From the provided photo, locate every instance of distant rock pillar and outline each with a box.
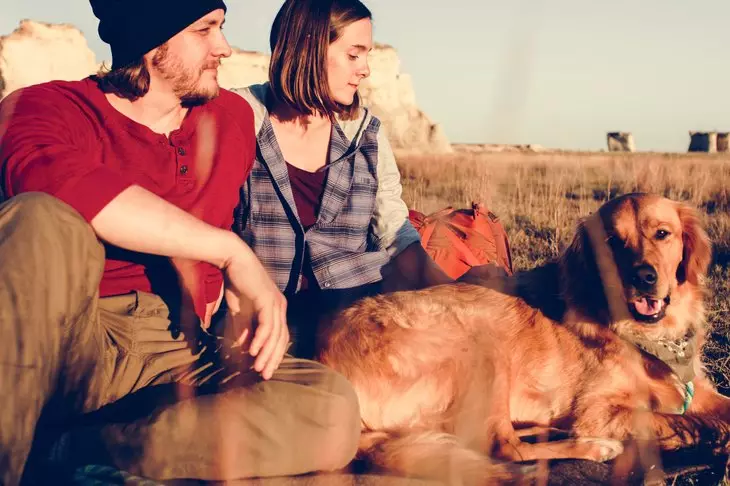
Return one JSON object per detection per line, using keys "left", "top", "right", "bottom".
{"left": 688, "top": 131, "right": 718, "bottom": 153}
{"left": 606, "top": 132, "right": 635, "bottom": 152}
{"left": 717, "top": 132, "right": 729, "bottom": 153}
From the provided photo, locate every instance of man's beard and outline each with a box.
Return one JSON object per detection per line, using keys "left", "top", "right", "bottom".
{"left": 152, "top": 43, "right": 221, "bottom": 107}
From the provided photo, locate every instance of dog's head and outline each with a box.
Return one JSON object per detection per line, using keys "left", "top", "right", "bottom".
{"left": 561, "top": 193, "right": 711, "bottom": 340}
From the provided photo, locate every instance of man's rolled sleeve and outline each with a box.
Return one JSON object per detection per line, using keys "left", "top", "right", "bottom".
{"left": 44, "top": 165, "right": 133, "bottom": 222}
{"left": 0, "top": 87, "right": 133, "bottom": 222}
{"left": 370, "top": 128, "right": 421, "bottom": 257}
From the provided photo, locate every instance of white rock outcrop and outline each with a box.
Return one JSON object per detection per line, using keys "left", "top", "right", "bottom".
{"left": 0, "top": 20, "right": 99, "bottom": 99}
{"left": 218, "top": 44, "right": 452, "bottom": 153}
{"left": 358, "top": 44, "right": 452, "bottom": 153}
{"left": 1, "top": 21, "right": 451, "bottom": 153}
{"left": 217, "top": 48, "right": 269, "bottom": 91}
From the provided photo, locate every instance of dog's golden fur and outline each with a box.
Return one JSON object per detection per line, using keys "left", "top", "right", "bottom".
{"left": 317, "top": 193, "right": 730, "bottom": 484}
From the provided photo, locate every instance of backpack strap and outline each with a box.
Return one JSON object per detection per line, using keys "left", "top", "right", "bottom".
{"left": 473, "top": 201, "right": 514, "bottom": 274}
{"left": 443, "top": 226, "right": 483, "bottom": 267}
{"left": 420, "top": 207, "right": 456, "bottom": 248}
{"left": 426, "top": 207, "right": 458, "bottom": 221}
{"left": 419, "top": 217, "right": 438, "bottom": 249}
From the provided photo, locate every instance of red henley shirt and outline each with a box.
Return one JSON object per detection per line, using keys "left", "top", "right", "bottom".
{"left": 0, "top": 78, "right": 255, "bottom": 319}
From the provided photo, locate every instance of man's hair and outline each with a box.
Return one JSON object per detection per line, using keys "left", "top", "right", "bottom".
{"left": 268, "top": 0, "right": 372, "bottom": 121}
{"left": 93, "top": 58, "right": 151, "bottom": 101}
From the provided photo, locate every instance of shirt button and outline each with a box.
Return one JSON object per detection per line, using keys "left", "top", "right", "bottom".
{"left": 177, "top": 147, "right": 186, "bottom": 156}
{"left": 323, "top": 281, "right": 332, "bottom": 288}
{"left": 180, "top": 165, "right": 189, "bottom": 175}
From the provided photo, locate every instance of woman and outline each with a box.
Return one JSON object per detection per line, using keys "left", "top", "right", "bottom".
{"left": 233, "top": 0, "right": 451, "bottom": 358}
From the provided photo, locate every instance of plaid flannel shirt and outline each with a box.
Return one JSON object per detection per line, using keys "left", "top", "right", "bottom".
{"left": 232, "top": 84, "right": 420, "bottom": 294}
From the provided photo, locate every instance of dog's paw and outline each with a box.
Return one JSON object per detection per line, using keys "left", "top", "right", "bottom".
{"left": 575, "top": 437, "right": 624, "bottom": 462}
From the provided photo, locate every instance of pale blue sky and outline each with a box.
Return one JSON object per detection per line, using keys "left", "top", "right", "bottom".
{"left": 3, "top": 0, "right": 729, "bottom": 152}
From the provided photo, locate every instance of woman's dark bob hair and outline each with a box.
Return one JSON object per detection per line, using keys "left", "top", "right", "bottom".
{"left": 268, "top": 0, "right": 372, "bottom": 120}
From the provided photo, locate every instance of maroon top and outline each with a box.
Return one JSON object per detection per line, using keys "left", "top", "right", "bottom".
{"left": 0, "top": 78, "right": 256, "bottom": 319}
{"left": 286, "top": 162, "right": 327, "bottom": 290}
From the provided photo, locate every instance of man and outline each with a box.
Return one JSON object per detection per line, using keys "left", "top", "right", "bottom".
{"left": 0, "top": 1, "right": 360, "bottom": 484}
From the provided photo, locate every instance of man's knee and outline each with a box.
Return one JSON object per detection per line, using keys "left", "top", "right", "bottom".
{"left": 264, "top": 358, "right": 362, "bottom": 472}
{"left": 0, "top": 192, "right": 104, "bottom": 284}
{"left": 1, "top": 192, "right": 89, "bottom": 230}
{"left": 309, "top": 366, "right": 362, "bottom": 471}
{"left": 1, "top": 192, "right": 101, "bottom": 250}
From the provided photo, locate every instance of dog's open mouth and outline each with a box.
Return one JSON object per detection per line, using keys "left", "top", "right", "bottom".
{"left": 628, "top": 296, "right": 669, "bottom": 323}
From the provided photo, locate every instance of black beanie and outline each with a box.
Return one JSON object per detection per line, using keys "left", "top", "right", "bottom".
{"left": 91, "top": 0, "right": 228, "bottom": 69}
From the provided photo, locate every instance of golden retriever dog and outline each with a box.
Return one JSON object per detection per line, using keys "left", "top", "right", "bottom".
{"left": 317, "top": 193, "right": 730, "bottom": 484}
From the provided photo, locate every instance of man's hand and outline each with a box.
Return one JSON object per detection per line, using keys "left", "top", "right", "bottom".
{"left": 222, "top": 253, "right": 289, "bottom": 381}
{"left": 89, "top": 185, "right": 289, "bottom": 379}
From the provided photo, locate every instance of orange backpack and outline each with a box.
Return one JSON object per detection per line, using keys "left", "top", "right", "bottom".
{"left": 408, "top": 202, "right": 513, "bottom": 279}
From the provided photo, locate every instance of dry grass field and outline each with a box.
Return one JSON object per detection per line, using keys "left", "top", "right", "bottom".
{"left": 396, "top": 148, "right": 730, "bottom": 484}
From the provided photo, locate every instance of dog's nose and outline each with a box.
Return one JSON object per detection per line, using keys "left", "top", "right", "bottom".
{"left": 632, "top": 264, "right": 657, "bottom": 291}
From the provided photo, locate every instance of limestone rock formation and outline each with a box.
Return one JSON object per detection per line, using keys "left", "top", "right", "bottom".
{"left": 217, "top": 48, "right": 269, "bottom": 91}
{"left": 356, "top": 44, "right": 452, "bottom": 153}
{"left": 1, "top": 21, "right": 451, "bottom": 153}
{"left": 218, "top": 43, "right": 452, "bottom": 153}
{"left": 0, "top": 20, "right": 99, "bottom": 99}
{"left": 454, "top": 143, "right": 547, "bottom": 153}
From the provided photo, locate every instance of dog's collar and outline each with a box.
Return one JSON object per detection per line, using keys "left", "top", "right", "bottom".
{"left": 624, "top": 333, "right": 696, "bottom": 414}
{"left": 627, "top": 333, "right": 697, "bottom": 384}
{"left": 680, "top": 381, "right": 695, "bottom": 414}
{"left": 623, "top": 333, "right": 696, "bottom": 414}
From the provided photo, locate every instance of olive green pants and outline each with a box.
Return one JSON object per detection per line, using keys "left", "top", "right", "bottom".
{"left": 0, "top": 193, "right": 360, "bottom": 485}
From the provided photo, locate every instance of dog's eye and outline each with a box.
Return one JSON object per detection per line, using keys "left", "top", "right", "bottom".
{"left": 655, "top": 229, "right": 670, "bottom": 240}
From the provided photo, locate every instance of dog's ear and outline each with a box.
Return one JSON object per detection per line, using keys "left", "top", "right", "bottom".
{"left": 561, "top": 219, "right": 594, "bottom": 276}
{"left": 676, "top": 203, "right": 712, "bottom": 285}
{"left": 560, "top": 218, "right": 609, "bottom": 321}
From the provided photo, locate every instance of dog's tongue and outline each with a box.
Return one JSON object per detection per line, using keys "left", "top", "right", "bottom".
{"left": 633, "top": 297, "right": 662, "bottom": 316}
